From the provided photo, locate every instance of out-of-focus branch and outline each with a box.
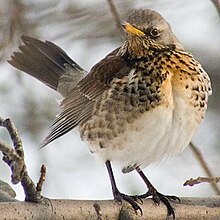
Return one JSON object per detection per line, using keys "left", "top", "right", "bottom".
{"left": 0, "top": 1, "right": 131, "bottom": 61}
{"left": 184, "top": 177, "right": 220, "bottom": 187}
{"left": 0, "top": 1, "right": 37, "bottom": 61}
{"left": 106, "top": 0, "right": 124, "bottom": 38}
{"left": 189, "top": 142, "right": 220, "bottom": 195}
{"left": 211, "top": 0, "right": 220, "bottom": 15}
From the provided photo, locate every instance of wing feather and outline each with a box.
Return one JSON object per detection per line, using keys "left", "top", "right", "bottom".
{"left": 8, "top": 35, "right": 86, "bottom": 95}
{"left": 40, "top": 53, "right": 132, "bottom": 147}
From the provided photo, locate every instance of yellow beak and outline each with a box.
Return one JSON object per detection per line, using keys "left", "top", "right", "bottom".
{"left": 122, "top": 22, "right": 145, "bottom": 37}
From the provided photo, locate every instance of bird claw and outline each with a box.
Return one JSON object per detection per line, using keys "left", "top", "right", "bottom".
{"left": 131, "top": 195, "right": 144, "bottom": 204}
{"left": 113, "top": 191, "right": 143, "bottom": 215}
{"left": 166, "top": 195, "right": 181, "bottom": 202}
{"left": 156, "top": 192, "right": 176, "bottom": 219}
{"left": 133, "top": 190, "right": 180, "bottom": 219}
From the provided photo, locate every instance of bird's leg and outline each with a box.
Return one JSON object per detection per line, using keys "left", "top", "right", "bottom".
{"left": 135, "top": 167, "right": 180, "bottom": 219}
{"left": 105, "top": 161, "right": 142, "bottom": 214}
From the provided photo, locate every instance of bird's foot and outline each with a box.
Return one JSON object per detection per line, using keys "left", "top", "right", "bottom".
{"left": 113, "top": 189, "right": 143, "bottom": 215}
{"left": 133, "top": 189, "right": 180, "bottom": 219}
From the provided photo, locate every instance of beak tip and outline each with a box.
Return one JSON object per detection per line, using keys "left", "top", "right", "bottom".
{"left": 121, "top": 22, "right": 145, "bottom": 37}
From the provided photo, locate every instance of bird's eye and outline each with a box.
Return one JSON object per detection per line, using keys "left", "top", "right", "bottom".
{"left": 150, "top": 28, "right": 160, "bottom": 38}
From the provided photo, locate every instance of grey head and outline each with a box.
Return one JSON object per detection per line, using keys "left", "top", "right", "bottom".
{"left": 122, "top": 9, "right": 184, "bottom": 52}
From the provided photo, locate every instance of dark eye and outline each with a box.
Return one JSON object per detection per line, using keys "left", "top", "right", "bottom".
{"left": 150, "top": 28, "right": 160, "bottom": 38}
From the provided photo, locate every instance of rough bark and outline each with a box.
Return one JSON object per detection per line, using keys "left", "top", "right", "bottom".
{"left": 0, "top": 197, "right": 220, "bottom": 220}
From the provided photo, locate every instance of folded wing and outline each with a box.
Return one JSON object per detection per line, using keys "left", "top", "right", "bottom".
{"left": 40, "top": 53, "right": 131, "bottom": 147}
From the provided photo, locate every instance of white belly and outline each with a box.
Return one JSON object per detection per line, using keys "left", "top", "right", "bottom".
{"left": 88, "top": 98, "right": 200, "bottom": 173}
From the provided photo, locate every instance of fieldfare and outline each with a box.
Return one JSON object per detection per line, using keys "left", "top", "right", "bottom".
{"left": 8, "top": 9, "right": 212, "bottom": 219}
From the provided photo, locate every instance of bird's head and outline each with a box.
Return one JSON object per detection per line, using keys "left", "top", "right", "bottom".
{"left": 119, "top": 9, "right": 183, "bottom": 59}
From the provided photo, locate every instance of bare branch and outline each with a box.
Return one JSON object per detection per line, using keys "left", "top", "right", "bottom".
{"left": 0, "top": 197, "right": 219, "bottom": 219}
{"left": 106, "top": 0, "right": 124, "bottom": 39}
{"left": 189, "top": 142, "right": 220, "bottom": 195}
{"left": 184, "top": 177, "right": 220, "bottom": 187}
{"left": 0, "top": 117, "right": 45, "bottom": 203}
{"left": 36, "top": 165, "right": 46, "bottom": 193}
{"left": 0, "top": 118, "right": 24, "bottom": 159}
{"left": 211, "top": 0, "right": 220, "bottom": 15}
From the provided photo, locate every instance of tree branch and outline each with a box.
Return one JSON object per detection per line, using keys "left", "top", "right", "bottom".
{"left": 211, "top": 0, "right": 220, "bottom": 15}
{"left": 184, "top": 176, "right": 220, "bottom": 187}
{"left": 0, "top": 117, "right": 45, "bottom": 203}
{"left": 189, "top": 142, "right": 220, "bottom": 195}
{"left": 106, "top": 0, "right": 124, "bottom": 39}
{"left": 0, "top": 197, "right": 220, "bottom": 220}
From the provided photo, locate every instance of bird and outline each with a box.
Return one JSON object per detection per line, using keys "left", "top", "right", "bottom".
{"left": 8, "top": 9, "right": 212, "bottom": 219}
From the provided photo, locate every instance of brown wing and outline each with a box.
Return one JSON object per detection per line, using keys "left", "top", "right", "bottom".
{"left": 40, "top": 53, "right": 131, "bottom": 147}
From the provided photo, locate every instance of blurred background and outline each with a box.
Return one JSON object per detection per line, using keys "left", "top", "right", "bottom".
{"left": 0, "top": 0, "right": 219, "bottom": 201}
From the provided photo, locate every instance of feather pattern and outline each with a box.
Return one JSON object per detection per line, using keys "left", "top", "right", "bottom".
{"left": 40, "top": 54, "right": 132, "bottom": 147}
{"left": 8, "top": 35, "right": 86, "bottom": 96}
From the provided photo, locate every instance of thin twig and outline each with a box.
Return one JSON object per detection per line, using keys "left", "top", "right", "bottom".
{"left": 0, "top": 117, "right": 24, "bottom": 184}
{"left": 211, "top": 0, "right": 220, "bottom": 16}
{"left": 1, "top": 118, "right": 24, "bottom": 159}
{"left": 189, "top": 142, "right": 220, "bottom": 195}
{"left": 106, "top": 0, "right": 124, "bottom": 39}
{"left": 36, "top": 165, "right": 46, "bottom": 193}
{"left": 0, "top": 140, "right": 19, "bottom": 160}
{"left": 184, "top": 177, "right": 220, "bottom": 187}
{"left": 0, "top": 117, "right": 46, "bottom": 202}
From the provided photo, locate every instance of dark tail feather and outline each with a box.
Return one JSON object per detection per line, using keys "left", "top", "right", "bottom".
{"left": 8, "top": 35, "right": 86, "bottom": 96}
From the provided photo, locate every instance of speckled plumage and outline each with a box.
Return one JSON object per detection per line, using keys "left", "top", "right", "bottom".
{"left": 80, "top": 46, "right": 211, "bottom": 173}
{"left": 36, "top": 9, "right": 211, "bottom": 173}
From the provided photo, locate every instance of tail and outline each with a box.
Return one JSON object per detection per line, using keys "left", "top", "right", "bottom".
{"left": 8, "top": 35, "right": 87, "bottom": 97}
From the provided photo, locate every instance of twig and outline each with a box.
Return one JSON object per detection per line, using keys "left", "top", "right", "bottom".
{"left": 184, "top": 177, "right": 220, "bottom": 187}
{"left": 189, "top": 142, "right": 220, "bottom": 195}
{"left": 0, "top": 117, "right": 46, "bottom": 202}
{"left": 0, "top": 117, "right": 24, "bottom": 185}
{"left": 0, "top": 118, "right": 23, "bottom": 160}
{"left": 211, "top": 0, "right": 220, "bottom": 16}
{"left": 106, "top": 0, "right": 124, "bottom": 39}
{"left": 36, "top": 165, "right": 46, "bottom": 193}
